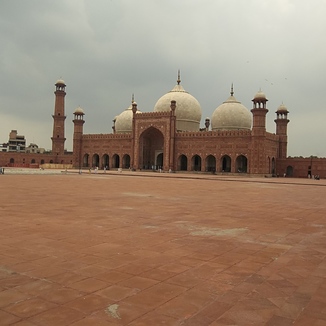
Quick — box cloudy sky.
[1,0,325,157]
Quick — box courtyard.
[0,171,325,325]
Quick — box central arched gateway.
[139,127,164,170]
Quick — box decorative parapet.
[82,133,132,140]
[176,130,252,138]
[135,111,172,119]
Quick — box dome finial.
[230,83,234,96]
[131,93,135,103]
[177,70,181,85]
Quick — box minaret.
[251,90,268,136]
[52,79,66,159]
[250,90,269,174]
[73,107,85,169]
[131,100,138,170]
[275,104,290,159]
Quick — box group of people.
[308,174,320,180]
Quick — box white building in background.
[8,130,26,152]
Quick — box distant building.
[8,130,26,152]
[0,143,8,152]
[25,143,45,154]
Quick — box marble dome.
[253,90,267,100]
[55,79,66,86]
[153,76,202,131]
[211,90,251,131]
[115,103,141,134]
[73,106,84,115]
[276,103,288,113]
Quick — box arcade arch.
[139,127,164,170]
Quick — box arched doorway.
[191,155,201,171]
[112,154,120,168]
[139,127,164,170]
[156,153,163,169]
[31,159,35,163]
[102,154,109,169]
[271,157,276,175]
[286,166,293,177]
[178,155,188,171]
[10,158,14,164]
[206,155,216,172]
[122,154,131,168]
[236,155,247,173]
[83,154,89,167]
[92,154,99,168]
[221,155,231,172]
[41,159,45,164]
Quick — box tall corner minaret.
[52,79,67,158]
[73,107,85,169]
[274,104,290,159]
[251,90,269,136]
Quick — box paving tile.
[155,288,217,319]
[39,287,85,304]
[27,306,84,326]
[3,297,57,318]
[117,275,159,290]
[46,271,88,285]
[0,274,34,289]
[95,270,133,283]
[68,277,107,293]
[65,294,111,314]
[0,288,32,308]
[95,284,139,301]
[127,311,180,325]
[265,314,294,326]
[8,321,37,326]
[0,309,22,325]
[141,268,176,281]
[14,279,61,296]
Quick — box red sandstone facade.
[0,80,325,178]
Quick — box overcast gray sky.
[1,0,325,157]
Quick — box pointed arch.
[205,155,216,172]
[92,154,99,168]
[236,155,248,173]
[102,154,109,169]
[178,155,188,171]
[112,154,120,169]
[122,154,131,168]
[286,165,293,177]
[83,154,89,167]
[221,155,231,172]
[191,155,201,171]
[139,126,164,170]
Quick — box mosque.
[1,74,325,178]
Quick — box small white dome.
[153,78,202,131]
[74,106,84,115]
[211,92,251,130]
[276,103,288,113]
[115,103,142,133]
[55,79,66,86]
[253,90,266,100]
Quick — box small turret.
[251,89,269,136]
[275,103,290,159]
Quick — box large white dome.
[115,103,141,133]
[153,77,202,131]
[211,90,251,130]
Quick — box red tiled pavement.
[0,172,326,325]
